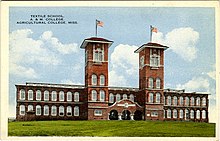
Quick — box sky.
[9,7,216,122]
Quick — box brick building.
[16,37,209,122]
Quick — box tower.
[80,37,113,120]
[134,42,168,120]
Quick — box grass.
[8,120,215,137]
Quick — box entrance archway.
[134,110,142,120]
[109,110,118,120]
[122,110,131,120]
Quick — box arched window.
[109,93,114,103]
[191,97,195,106]
[156,78,161,89]
[51,91,57,101]
[59,106,64,116]
[92,90,97,101]
[92,74,97,85]
[202,97,206,106]
[156,93,160,103]
[202,110,206,119]
[148,78,154,89]
[179,109,183,119]
[74,92,79,102]
[51,106,57,116]
[19,105,25,115]
[167,109,171,118]
[28,105,33,111]
[93,47,104,62]
[149,93,153,103]
[28,90,33,100]
[100,75,105,86]
[130,94,134,102]
[44,105,49,116]
[173,109,177,118]
[196,110,200,119]
[36,105,41,116]
[185,109,189,119]
[190,110,194,119]
[44,90,49,101]
[196,97,200,106]
[185,97,189,106]
[179,96,183,105]
[59,91,64,101]
[67,106,72,116]
[20,89,25,100]
[123,94,127,100]
[36,90,41,101]
[100,90,105,102]
[67,91,72,102]
[173,96,177,106]
[116,94,121,102]
[167,96,171,105]
[74,106,79,116]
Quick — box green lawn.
[8,120,215,137]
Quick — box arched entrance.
[109,110,118,120]
[122,110,131,120]
[134,110,142,120]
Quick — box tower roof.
[80,37,113,49]
[134,42,169,53]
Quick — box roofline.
[80,39,114,49]
[134,44,169,53]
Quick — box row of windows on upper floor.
[109,93,134,103]
[19,89,80,102]
[164,109,207,119]
[19,105,79,117]
[91,74,105,86]
[164,96,207,106]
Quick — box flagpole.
[95,19,98,37]
[150,25,152,42]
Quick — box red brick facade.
[16,37,209,122]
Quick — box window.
[36,105,41,116]
[202,110,206,119]
[74,106,79,116]
[28,105,33,111]
[116,94,121,102]
[150,49,160,67]
[92,74,97,85]
[179,109,183,119]
[156,78,161,89]
[202,97,206,106]
[185,97,189,106]
[59,91,64,101]
[36,90,41,101]
[67,91,72,102]
[149,93,153,103]
[74,92,79,102]
[109,93,114,103]
[19,105,25,115]
[52,91,57,101]
[173,109,177,118]
[190,110,194,119]
[179,97,183,105]
[85,50,88,65]
[167,96,171,105]
[92,90,97,101]
[51,106,57,116]
[173,96,177,106]
[44,90,49,101]
[93,47,104,62]
[28,90,33,100]
[94,109,102,116]
[59,106,64,116]
[100,90,105,102]
[67,106,72,116]
[44,105,49,116]
[123,94,127,100]
[156,93,160,103]
[151,112,158,117]
[130,94,134,102]
[167,109,171,118]
[190,97,195,106]
[185,109,189,119]
[20,89,25,100]
[148,78,153,88]
[100,75,105,86]
[196,97,200,106]
[140,56,144,67]
[196,110,200,119]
